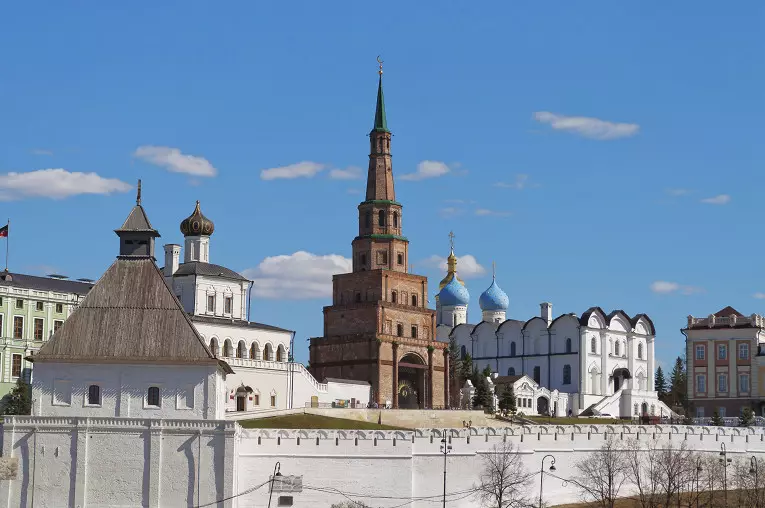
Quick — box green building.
[0,270,93,399]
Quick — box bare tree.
[572,436,629,508]
[698,453,726,508]
[653,440,696,508]
[475,441,532,508]
[625,438,662,508]
[732,457,765,508]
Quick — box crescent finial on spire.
[377,55,383,76]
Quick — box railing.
[225,359,328,393]
[305,403,456,410]
[692,416,765,427]
[688,314,765,328]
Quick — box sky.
[0,2,763,369]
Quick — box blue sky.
[1,2,763,368]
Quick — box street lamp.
[751,456,759,508]
[267,461,283,508]
[440,430,453,508]
[695,459,702,508]
[539,454,556,508]
[720,443,732,506]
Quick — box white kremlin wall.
[3,421,765,507]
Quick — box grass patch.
[238,413,409,430]
[524,416,631,425]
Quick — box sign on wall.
[270,475,303,493]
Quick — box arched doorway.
[398,353,428,409]
[641,402,648,415]
[236,385,252,411]
[612,367,632,392]
[537,396,549,416]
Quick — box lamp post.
[539,454,556,508]
[695,458,702,508]
[267,461,282,508]
[440,430,453,508]
[720,442,732,506]
[751,456,759,508]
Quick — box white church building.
[436,240,674,419]
[162,200,370,412]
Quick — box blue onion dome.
[479,277,509,311]
[438,276,470,307]
[180,200,215,236]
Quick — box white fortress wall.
[236,425,765,508]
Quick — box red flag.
[0,225,7,238]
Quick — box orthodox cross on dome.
[448,230,455,252]
[136,179,142,205]
[492,261,496,279]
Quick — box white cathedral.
[435,238,675,419]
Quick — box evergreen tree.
[498,384,516,416]
[472,376,493,412]
[0,378,31,416]
[459,354,474,387]
[654,366,668,402]
[669,356,688,409]
[481,364,493,379]
[448,336,460,406]
[710,410,725,427]
[740,407,755,427]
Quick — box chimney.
[164,244,181,276]
[540,302,552,325]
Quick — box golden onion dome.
[180,201,215,237]
[438,250,465,290]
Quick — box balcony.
[687,314,765,329]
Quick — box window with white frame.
[206,295,215,313]
[695,345,705,360]
[740,374,750,393]
[638,343,644,359]
[614,341,620,356]
[739,343,750,360]
[718,374,728,393]
[224,296,233,314]
[87,385,101,406]
[718,345,727,360]
[147,386,161,407]
[696,374,706,393]
[591,337,597,353]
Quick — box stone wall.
[0,416,237,508]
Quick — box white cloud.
[0,169,132,201]
[475,209,512,217]
[533,111,640,140]
[346,188,362,195]
[133,146,217,177]
[329,166,363,180]
[422,254,486,279]
[444,199,475,205]
[666,188,692,196]
[439,207,463,218]
[650,280,703,295]
[700,194,730,205]
[30,149,53,156]
[242,251,351,299]
[494,174,530,190]
[753,293,765,300]
[400,161,451,181]
[260,161,325,181]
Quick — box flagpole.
[4,219,8,272]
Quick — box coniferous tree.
[459,353,474,386]
[472,376,493,412]
[498,384,517,416]
[482,364,493,379]
[448,335,460,407]
[710,410,725,427]
[654,366,668,402]
[669,356,688,409]
[740,407,755,427]
[0,378,31,416]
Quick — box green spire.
[373,68,389,133]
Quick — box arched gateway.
[398,353,428,409]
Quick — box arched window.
[364,212,371,228]
[393,212,399,228]
[264,343,273,361]
[563,365,571,385]
[460,345,467,359]
[591,337,597,354]
[391,291,397,303]
[223,340,232,357]
[87,385,101,405]
[565,338,572,353]
[276,345,285,362]
[510,342,516,357]
[638,343,644,360]
[378,210,386,227]
[533,366,541,384]
[614,341,620,357]
[411,295,417,307]
[508,367,515,376]
[396,324,403,337]
[237,340,246,359]
[209,339,218,358]
[147,386,160,407]
[250,343,260,360]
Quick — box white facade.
[31,362,227,420]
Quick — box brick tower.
[309,61,448,409]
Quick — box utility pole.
[440,429,452,507]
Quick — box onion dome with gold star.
[180,201,215,237]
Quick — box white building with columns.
[436,243,673,418]
[163,201,370,412]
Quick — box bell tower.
[310,59,447,409]
[353,58,408,274]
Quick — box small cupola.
[114,180,160,259]
[180,201,215,237]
